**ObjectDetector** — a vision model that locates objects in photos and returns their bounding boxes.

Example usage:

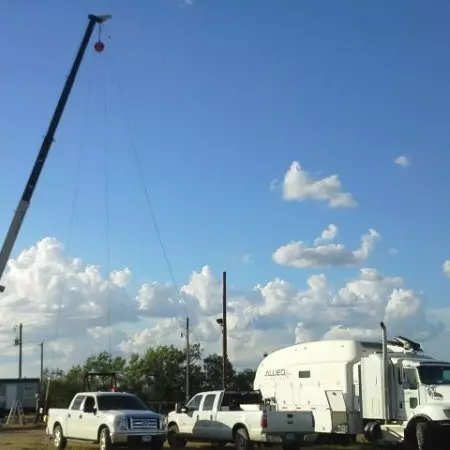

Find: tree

[43,345,258,410]
[232,369,256,391]
[202,354,235,390]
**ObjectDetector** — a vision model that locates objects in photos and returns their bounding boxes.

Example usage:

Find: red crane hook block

[94,41,105,52]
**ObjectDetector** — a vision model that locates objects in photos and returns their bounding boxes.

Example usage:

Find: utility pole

[222,271,228,390]
[185,317,190,401]
[39,341,44,383]
[14,323,23,379]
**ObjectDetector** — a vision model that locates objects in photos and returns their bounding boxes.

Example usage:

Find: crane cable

[113,80,206,347]
[102,62,113,354]
[43,73,93,422]
[114,81,190,325]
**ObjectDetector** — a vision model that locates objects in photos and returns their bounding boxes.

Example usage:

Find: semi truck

[254,322,450,450]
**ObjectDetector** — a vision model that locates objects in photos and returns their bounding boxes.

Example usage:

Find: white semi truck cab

[254,323,450,450]
[361,328,450,449]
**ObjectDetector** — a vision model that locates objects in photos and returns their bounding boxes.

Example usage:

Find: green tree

[202,354,235,390]
[43,344,258,410]
[232,369,256,391]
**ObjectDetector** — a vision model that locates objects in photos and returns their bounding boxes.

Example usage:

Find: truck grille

[129,416,159,430]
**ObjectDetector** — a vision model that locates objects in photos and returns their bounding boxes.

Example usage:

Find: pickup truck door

[78,395,100,440]
[66,395,86,438]
[179,394,203,436]
[196,393,218,439]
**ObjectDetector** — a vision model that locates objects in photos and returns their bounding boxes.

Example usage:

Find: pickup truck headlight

[115,418,129,431]
[159,417,167,430]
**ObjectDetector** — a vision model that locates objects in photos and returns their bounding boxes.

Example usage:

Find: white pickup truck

[46,391,166,450]
[167,389,316,450]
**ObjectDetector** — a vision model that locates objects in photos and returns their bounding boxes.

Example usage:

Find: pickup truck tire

[99,426,113,450]
[167,424,186,448]
[52,424,67,449]
[234,427,253,450]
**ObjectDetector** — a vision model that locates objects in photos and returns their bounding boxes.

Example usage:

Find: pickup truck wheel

[53,425,67,450]
[168,424,186,448]
[99,427,113,450]
[234,427,253,450]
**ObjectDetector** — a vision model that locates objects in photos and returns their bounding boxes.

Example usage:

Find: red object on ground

[94,41,105,52]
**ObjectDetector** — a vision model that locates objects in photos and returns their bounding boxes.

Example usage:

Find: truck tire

[234,427,253,450]
[52,424,67,450]
[167,424,186,448]
[99,427,113,450]
[416,421,433,450]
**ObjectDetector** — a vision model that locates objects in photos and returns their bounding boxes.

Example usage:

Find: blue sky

[1,0,450,312]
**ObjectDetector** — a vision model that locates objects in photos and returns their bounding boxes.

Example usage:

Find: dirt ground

[0,425,373,450]
[1,424,95,450]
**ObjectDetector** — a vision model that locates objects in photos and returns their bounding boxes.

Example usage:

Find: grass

[0,425,374,450]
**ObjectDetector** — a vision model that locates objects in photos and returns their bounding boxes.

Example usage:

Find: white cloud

[388,248,399,255]
[273,225,380,269]
[0,237,445,377]
[314,224,338,245]
[394,155,411,168]
[443,260,450,277]
[272,161,357,208]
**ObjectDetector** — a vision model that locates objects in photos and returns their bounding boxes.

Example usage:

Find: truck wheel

[234,427,253,450]
[416,421,434,450]
[167,424,186,448]
[99,427,113,450]
[53,424,67,450]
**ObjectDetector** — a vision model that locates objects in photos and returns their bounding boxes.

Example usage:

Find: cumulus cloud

[394,155,411,168]
[0,237,445,377]
[314,224,338,245]
[271,161,357,208]
[273,225,380,269]
[443,260,450,277]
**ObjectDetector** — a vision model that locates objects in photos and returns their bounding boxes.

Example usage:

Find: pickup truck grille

[129,416,159,430]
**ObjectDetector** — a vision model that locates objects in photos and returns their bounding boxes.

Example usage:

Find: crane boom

[0,14,111,293]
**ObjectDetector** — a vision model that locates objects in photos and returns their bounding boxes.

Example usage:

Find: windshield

[97,394,149,411]
[417,365,450,385]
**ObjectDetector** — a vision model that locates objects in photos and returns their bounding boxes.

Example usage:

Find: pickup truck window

[186,394,202,411]
[97,394,148,411]
[83,396,96,413]
[202,394,216,411]
[70,395,86,410]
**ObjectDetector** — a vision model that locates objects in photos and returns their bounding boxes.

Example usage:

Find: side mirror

[181,406,189,414]
[92,406,97,415]
[175,403,182,413]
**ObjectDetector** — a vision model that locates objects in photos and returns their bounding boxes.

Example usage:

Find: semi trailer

[254,322,450,449]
